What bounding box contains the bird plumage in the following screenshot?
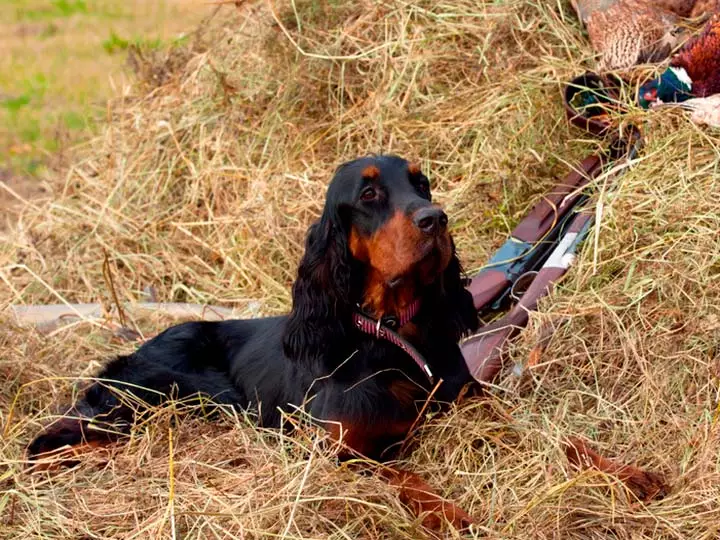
[654,93,720,127]
[572,0,720,70]
[690,0,720,18]
[640,13,720,107]
[673,13,720,96]
[655,0,716,18]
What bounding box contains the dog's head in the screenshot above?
[283,155,477,367]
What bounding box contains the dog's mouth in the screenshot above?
[387,236,451,289]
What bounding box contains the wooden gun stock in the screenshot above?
[462,75,643,385]
[465,153,604,313]
[462,265,566,383]
[463,212,595,384]
[466,271,512,311]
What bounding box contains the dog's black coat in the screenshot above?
[29,155,478,462]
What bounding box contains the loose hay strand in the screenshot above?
[1,0,720,538]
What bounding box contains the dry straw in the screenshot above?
[2,1,720,538]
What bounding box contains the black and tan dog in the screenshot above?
[29,155,478,529]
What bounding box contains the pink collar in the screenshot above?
[352,298,433,383]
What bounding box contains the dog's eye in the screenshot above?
[360,187,377,202]
[418,182,430,196]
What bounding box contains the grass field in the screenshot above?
[2,1,720,538]
[0,0,205,182]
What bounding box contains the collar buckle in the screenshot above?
[381,315,399,329]
[351,304,434,384]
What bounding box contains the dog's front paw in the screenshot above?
[621,467,668,501]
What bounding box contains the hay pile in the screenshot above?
[2,1,719,538]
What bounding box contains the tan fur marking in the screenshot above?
[382,468,474,530]
[28,439,111,471]
[388,379,421,408]
[398,321,421,341]
[565,437,668,501]
[361,212,423,318]
[349,210,452,319]
[324,417,412,458]
[323,418,473,530]
[348,227,369,262]
[361,165,380,179]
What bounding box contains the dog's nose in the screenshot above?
[413,207,448,234]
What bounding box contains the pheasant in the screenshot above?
[655,0,720,17]
[572,0,720,70]
[639,13,720,107]
[655,94,720,127]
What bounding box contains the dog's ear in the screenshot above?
[282,206,353,369]
[430,242,478,341]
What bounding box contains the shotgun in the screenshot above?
[465,152,604,314]
[462,73,641,384]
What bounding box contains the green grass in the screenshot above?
[14,0,88,22]
[0,0,205,176]
[8,0,121,23]
[101,30,189,54]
